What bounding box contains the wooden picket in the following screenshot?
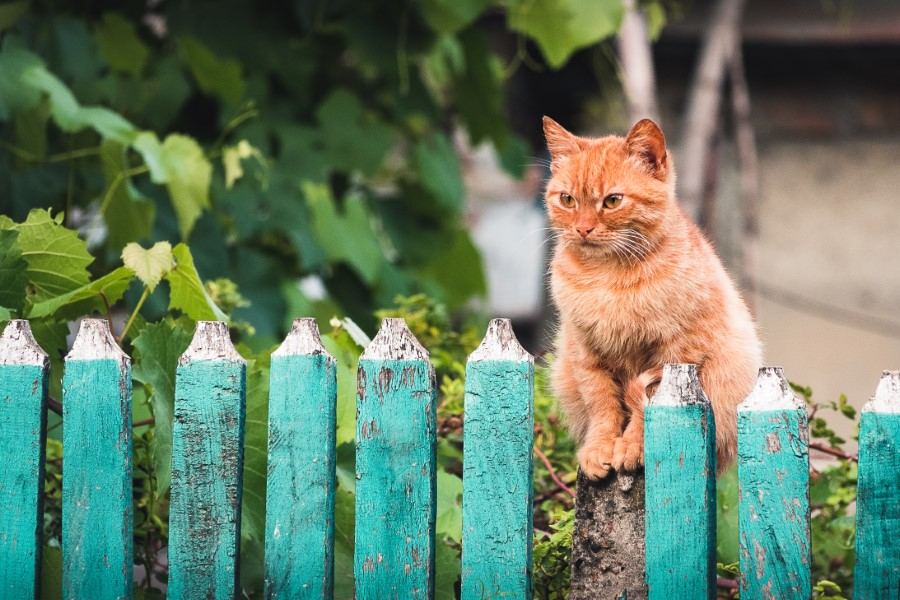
[62,318,133,599]
[264,318,337,598]
[644,363,717,599]
[0,321,48,600]
[854,370,900,598]
[354,318,437,598]
[1,316,900,598]
[461,318,534,599]
[737,367,811,597]
[168,321,247,599]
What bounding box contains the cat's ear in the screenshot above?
[625,118,668,179]
[543,116,583,161]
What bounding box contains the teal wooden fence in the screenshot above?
[0,317,898,599]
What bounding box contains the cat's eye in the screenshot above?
[602,194,623,209]
[560,192,576,208]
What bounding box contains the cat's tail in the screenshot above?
[624,367,663,412]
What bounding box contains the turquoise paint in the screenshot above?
[461,319,534,599]
[168,323,247,599]
[354,320,436,599]
[644,364,716,600]
[854,371,900,598]
[737,410,811,597]
[264,319,337,598]
[61,321,133,600]
[0,322,48,600]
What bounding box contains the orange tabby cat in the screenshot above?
[544,116,761,479]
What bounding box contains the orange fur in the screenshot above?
[543,116,762,479]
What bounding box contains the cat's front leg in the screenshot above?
[574,364,625,479]
[612,367,662,471]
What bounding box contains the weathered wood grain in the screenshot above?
[644,363,716,599]
[354,318,436,599]
[570,471,647,599]
[737,367,811,598]
[61,318,133,599]
[0,320,48,600]
[461,318,534,599]
[168,321,247,599]
[854,370,900,599]
[264,318,336,598]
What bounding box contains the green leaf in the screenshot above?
[0,229,27,313]
[451,29,508,147]
[133,132,212,239]
[0,48,45,120]
[165,243,227,321]
[121,241,175,292]
[14,99,50,160]
[435,540,461,600]
[222,140,264,189]
[321,329,364,446]
[414,133,464,213]
[304,182,384,285]
[99,140,155,248]
[132,319,192,497]
[716,465,739,565]
[436,470,463,543]
[419,228,485,308]
[18,60,138,143]
[0,209,93,303]
[316,89,395,176]
[241,353,270,543]
[93,12,149,77]
[507,0,624,68]
[27,266,133,319]
[333,487,356,598]
[421,0,492,34]
[177,35,245,105]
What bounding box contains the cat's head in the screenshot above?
[542,117,676,260]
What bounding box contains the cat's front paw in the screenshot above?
[577,440,615,479]
[612,435,644,471]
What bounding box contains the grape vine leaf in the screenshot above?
[414,132,464,214]
[134,132,212,239]
[27,266,134,319]
[93,12,149,77]
[99,140,155,248]
[436,469,463,543]
[507,0,624,68]
[165,243,227,321]
[241,352,271,546]
[0,209,94,304]
[303,182,384,285]
[122,241,175,292]
[131,319,192,497]
[316,89,395,177]
[177,35,245,105]
[421,0,492,34]
[321,329,363,446]
[0,229,27,313]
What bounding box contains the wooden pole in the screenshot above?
[264,318,337,598]
[854,370,900,598]
[62,318,133,599]
[354,318,436,598]
[168,321,247,599]
[462,318,534,599]
[644,364,716,599]
[0,320,48,600]
[737,367,811,597]
[570,470,647,599]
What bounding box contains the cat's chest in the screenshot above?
[553,269,679,349]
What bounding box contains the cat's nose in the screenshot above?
[576,226,595,238]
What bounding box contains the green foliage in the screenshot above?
[0,0,632,333]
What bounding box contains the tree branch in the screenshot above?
[616,0,660,123]
[533,444,576,498]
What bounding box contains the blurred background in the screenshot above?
[2,1,899,438]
